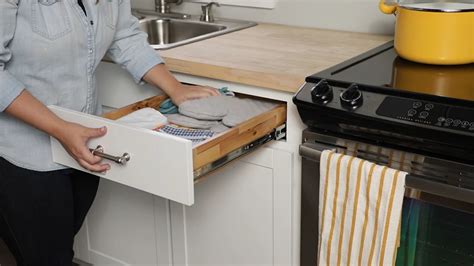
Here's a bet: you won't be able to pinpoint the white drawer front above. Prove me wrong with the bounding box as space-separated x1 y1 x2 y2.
49 106 195 205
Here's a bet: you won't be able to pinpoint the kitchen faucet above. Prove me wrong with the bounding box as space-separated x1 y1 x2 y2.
154 0 190 19
134 0 222 21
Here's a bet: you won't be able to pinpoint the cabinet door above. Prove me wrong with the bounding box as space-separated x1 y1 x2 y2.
170 148 293 265
74 179 172 265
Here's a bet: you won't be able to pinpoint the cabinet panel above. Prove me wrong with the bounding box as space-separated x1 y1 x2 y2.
171 160 274 265
239 145 274 168
170 148 294 265
77 180 172 265
273 150 293 265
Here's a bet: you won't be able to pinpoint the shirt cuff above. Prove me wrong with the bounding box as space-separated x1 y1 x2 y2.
0 71 25 112
125 47 164 84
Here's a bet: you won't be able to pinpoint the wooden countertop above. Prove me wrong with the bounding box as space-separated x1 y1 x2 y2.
159 23 392 93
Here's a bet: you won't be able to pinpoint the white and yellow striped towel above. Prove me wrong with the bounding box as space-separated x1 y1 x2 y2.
318 150 407 266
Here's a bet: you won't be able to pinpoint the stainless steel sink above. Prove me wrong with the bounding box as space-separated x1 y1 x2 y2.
134 11 256 50
139 18 226 47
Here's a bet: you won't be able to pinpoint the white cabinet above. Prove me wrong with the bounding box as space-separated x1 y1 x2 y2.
75 146 294 266
74 180 172 265
73 62 300 266
169 147 293 265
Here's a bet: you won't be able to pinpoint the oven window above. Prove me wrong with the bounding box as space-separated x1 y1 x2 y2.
396 198 474 265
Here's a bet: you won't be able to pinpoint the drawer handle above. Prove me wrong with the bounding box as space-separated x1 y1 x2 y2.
89 145 130 165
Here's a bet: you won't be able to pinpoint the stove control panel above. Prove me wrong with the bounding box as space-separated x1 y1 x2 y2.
376 97 474 133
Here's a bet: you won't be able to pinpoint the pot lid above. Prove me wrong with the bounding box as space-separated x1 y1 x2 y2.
400 2 474 12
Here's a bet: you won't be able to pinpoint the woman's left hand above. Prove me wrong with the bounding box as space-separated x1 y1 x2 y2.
169 84 219 105
142 64 220 105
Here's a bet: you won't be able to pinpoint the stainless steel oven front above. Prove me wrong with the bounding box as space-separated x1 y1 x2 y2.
299 129 474 266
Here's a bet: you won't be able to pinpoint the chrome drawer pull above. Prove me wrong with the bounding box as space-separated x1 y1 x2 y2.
89 145 130 165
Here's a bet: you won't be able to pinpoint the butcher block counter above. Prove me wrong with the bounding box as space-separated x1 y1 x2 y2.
159 23 392 93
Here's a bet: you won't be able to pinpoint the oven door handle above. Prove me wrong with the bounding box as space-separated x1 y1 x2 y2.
299 143 474 205
299 142 337 162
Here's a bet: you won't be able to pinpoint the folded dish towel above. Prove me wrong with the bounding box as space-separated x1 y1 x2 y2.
157 125 214 146
115 107 167 130
318 150 407 266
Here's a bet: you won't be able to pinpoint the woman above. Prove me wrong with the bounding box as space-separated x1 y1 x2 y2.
0 0 218 265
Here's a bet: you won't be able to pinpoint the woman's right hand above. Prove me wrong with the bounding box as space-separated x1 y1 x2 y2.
4 90 110 172
55 122 110 173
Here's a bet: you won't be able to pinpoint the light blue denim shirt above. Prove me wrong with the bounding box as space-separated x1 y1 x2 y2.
0 0 163 171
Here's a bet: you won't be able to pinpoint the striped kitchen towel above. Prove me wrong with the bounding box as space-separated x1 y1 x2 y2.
318 150 407 266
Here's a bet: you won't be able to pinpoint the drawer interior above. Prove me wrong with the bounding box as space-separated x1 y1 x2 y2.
102 94 287 177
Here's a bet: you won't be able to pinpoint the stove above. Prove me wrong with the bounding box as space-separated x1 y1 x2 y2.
293 41 474 164
294 41 474 265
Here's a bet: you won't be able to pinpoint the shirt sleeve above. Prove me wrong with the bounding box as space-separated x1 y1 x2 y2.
0 0 25 112
106 0 164 84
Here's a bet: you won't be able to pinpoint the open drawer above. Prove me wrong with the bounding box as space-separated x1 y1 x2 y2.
49 94 286 205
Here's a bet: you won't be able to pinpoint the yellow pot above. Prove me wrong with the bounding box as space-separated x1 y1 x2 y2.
379 1 474 65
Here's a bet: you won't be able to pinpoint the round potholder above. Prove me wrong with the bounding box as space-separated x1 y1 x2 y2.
178 95 229 120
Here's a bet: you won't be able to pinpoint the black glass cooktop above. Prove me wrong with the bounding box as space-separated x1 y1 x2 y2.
294 41 474 163
308 42 474 103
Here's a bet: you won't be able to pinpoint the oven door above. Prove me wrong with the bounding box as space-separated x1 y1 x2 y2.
299 131 474 266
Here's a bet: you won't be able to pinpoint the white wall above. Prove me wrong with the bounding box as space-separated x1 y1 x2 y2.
131 0 396 35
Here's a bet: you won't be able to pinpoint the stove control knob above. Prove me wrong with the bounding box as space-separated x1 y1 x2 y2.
311 80 333 104
340 84 363 109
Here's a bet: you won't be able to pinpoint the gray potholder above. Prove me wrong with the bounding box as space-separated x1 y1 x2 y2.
210 123 230 134
166 114 220 129
178 95 229 120
179 96 278 128
222 98 278 127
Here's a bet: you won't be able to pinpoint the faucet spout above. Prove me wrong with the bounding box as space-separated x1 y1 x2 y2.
155 0 168 13
155 0 184 14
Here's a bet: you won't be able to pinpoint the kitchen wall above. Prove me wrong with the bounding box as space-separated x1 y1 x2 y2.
131 0 395 35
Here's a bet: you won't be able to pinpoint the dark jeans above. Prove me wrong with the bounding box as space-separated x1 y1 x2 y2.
0 157 99 266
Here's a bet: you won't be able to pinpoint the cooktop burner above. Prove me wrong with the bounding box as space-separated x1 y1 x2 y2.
293 41 474 163
308 42 474 102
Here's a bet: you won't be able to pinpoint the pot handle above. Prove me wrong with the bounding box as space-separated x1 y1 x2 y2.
379 0 397 14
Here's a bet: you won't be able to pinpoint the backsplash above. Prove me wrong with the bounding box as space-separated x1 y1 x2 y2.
131 0 395 35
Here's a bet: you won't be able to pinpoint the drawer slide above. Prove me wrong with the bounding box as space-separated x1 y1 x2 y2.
194 124 286 180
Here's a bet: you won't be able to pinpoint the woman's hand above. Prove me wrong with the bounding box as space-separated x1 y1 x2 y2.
55 122 110 173
142 64 219 105
169 84 219 105
5 90 110 173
